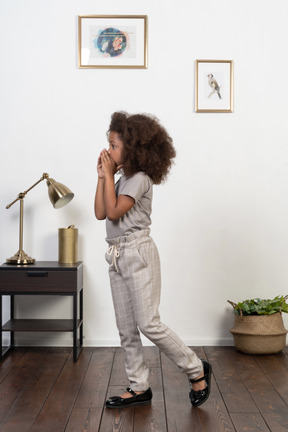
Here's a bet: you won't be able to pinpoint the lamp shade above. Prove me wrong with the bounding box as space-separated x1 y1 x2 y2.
47 178 74 209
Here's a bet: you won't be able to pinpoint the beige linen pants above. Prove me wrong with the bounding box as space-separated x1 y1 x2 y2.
106 229 203 391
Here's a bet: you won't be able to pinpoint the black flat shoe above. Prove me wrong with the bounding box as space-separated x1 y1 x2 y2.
105 387 153 409
189 359 212 407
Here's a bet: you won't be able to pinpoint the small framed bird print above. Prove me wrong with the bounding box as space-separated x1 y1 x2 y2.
195 60 234 112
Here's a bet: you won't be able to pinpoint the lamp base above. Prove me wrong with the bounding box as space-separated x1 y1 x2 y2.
6 249 35 265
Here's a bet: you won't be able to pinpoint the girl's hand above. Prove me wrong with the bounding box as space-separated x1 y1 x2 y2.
97 152 105 178
101 149 118 177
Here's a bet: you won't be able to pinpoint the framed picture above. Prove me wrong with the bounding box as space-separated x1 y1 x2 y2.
78 15 148 69
195 60 234 112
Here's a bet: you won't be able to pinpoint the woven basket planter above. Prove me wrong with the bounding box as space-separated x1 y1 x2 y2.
229 312 288 354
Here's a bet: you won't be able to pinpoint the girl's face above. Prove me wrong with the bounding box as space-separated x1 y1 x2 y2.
107 131 124 167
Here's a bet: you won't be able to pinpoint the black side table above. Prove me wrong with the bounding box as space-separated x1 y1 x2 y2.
0 261 83 362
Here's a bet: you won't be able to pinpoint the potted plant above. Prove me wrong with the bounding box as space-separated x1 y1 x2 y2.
227 295 288 354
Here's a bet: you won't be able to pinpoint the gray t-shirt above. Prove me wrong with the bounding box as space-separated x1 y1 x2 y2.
106 172 153 239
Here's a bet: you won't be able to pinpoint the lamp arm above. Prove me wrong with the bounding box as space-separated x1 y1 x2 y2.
6 173 50 209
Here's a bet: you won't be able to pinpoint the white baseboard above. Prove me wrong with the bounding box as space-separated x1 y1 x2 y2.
13 334 235 347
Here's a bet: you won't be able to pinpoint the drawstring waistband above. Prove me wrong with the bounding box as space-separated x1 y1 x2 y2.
106 229 151 272
107 244 120 272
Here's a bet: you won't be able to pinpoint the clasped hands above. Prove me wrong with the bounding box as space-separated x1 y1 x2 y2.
97 149 123 179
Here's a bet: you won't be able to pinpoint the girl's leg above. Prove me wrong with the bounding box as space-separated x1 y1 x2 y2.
108 266 150 391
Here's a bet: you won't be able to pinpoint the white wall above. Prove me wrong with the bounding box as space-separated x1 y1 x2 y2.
1 0 288 347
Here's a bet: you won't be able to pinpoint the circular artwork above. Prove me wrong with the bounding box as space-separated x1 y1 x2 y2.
95 27 127 57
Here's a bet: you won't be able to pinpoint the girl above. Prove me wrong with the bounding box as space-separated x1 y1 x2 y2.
94 112 212 408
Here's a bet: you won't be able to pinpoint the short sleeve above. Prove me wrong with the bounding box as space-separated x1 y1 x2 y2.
118 172 151 203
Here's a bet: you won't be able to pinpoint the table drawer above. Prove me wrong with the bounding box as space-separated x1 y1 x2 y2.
0 270 78 293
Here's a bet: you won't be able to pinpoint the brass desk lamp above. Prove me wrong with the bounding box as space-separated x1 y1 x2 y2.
6 173 74 265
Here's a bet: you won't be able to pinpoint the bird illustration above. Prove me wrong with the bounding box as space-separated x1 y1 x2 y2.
207 74 222 99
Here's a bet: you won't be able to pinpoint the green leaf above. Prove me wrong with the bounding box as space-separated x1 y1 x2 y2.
229 295 288 315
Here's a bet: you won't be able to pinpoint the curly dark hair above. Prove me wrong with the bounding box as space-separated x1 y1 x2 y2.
108 111 176 184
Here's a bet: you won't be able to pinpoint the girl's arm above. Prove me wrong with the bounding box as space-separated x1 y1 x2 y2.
94 150 134 220
104 174 135 221
101 150 135 221
94 154 106 220
94 177 106 220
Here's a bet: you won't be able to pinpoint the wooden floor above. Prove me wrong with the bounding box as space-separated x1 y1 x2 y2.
0 346 288 432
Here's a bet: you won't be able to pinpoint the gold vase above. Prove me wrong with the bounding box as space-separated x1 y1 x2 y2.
58 225 78 263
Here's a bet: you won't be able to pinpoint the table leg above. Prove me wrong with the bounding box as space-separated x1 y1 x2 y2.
0 295 14 360
0 296 2 358
73 293 77 362
11 295 14 346
80 289 83 348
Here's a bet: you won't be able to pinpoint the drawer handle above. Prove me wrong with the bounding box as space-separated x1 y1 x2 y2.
27 271 48 277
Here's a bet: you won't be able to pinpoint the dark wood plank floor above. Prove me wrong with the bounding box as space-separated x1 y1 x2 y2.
1 345 288 431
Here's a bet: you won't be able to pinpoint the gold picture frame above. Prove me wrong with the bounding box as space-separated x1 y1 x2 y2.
195 60 234 112
78 15 148 69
